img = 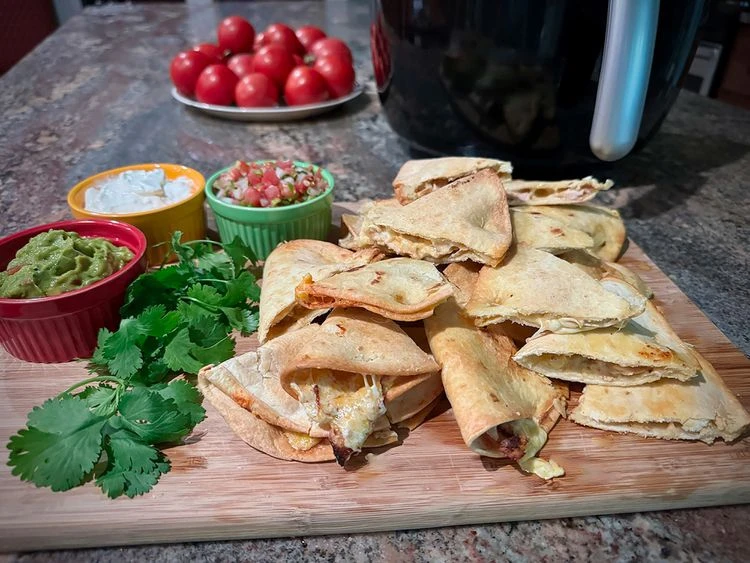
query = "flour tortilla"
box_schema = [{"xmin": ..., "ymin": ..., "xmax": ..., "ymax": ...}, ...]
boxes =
[
  {"xmin": 466, "ymin": 246, "xmax": 646, "ymax": 333},
  {"xmin": 424, "ymin": 266, "xmax": 567, "ymax": 479},
  {"xmin": 570, "ymin": 351, "xmax": 750, "ymax": 443},
  {"xmin": 358, "ymin": 169, "xmax": 513, "ymax": 266},
  {"xmin": 503, "ymin": 177, "xmax": 613, "ymax": 206},
  {"xmin": 515, "ymin": 279, "xmax": 701, "ymax": 386},
  {"xmin": 511, "ymin": 204, "xmax": 626, "ymax": 262},
  {"xmin": 442, "ymin": 262, "xmax": 481, "ymax": 310},
  {"xmin": 258, "ymin": 240, "xmax": 381, "ymax": 343},
  {"xmin": 198, "ymin": 374, "xmax": 336, "ymax": 462},
  {"xmin": 511, "ymin": 207, "xmax": 595, "ymax": 254},
  {"xmin": 558, "ymin": 249, "xmax": 653, "ymax": 298},
  {"xmin": 393, "ymin": 157, "xmax": 512, "ymax": 204},
  {"xmin": 295, "ymin": 258, "xmax": 453, "ymax": 321},
  {"xmin": 382, "ymin": 371, "xmax": 444, "ymax": 424},
  {"xmin": 338, "ymin": 200, "xmax": 402, "ymax": 251}
]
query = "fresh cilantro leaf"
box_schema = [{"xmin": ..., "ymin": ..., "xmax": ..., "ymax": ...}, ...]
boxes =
[
  {"xmin": 137, "ymin": 305, "xmax": 182, "ymax": 337},
  {"xmin": 186, "ymin": 284, "xmax": 222, "ymax": 307},
  {"xmin": 154, "ymin": 380, "xmax": 206, "ymax": 428},
  {"xmin": 96, "ymin": 431, "xmax": 170, "ymax": 499},
  {"xmin": 163, "ymin": 328, "xmax": 204, "ymax": 374},
  {"xmin": 177, "ymin": 300, "xmax": 221, "ymax": 329},
  {"xmin": 189, "ymin": 320, "xmax": 232, "ymax": 348},
  {"xmin": 221, "ymin": 307, "xmax": 259, "ymax": 336},
  {"xmin": 121, "ymin": 266, "xmax": 194, "ymax": 317},
  {"xmin": 191, "ymin": 336, "xmax": 235, "ymax": 367},
  {"xmin": 7, "ymin": 396, "xmax": 107, "ymax": 491},
  {"xmin": 78, "ymin": 384, "xmax": 120, "ymax": 417},
  {"xmin": 220, "ymin": 271, "xmax": 260, "ymax": 308},
  {"xmin": 170, "ymin": 231, "xmax": 194, "ymax": 263},
  {"xmin": 116, "ymin": 388, "xmax": 192, "ymax": 444},
  {"xmin": 196, "ymin": 251, "xmax": 235, "ymax": 280},
  {"xmin": 89, "ymin": 329, "xmax": 113, "ymax": 368},
  {"xmin": 222, "ymin": 236, "xmax": 257, "ymax": 276}
]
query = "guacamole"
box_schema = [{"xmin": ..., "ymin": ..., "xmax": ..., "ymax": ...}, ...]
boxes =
[{"xmin": 0, "ymin": 229, "xmax": 134, "ymax": 299}]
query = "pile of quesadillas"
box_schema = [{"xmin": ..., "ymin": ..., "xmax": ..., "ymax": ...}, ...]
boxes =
[{"xmin": 199, "ymin": 156, "xmax": 750, "ymax": 479}]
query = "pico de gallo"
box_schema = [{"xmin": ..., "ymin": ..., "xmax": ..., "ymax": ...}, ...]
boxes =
[{"xmin": 213, "ymin": 160, "xmax": 328, "ymax": 208}]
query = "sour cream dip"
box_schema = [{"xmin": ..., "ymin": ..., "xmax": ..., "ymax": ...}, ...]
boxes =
[{"xmin": 84, "ymin": 168, "xmax": 195, "ymax": 214}]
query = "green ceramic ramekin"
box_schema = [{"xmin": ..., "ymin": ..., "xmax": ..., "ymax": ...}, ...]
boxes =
[{"xmin": 205, "ymin": 161, "xmax": 334, "ymax": 260}]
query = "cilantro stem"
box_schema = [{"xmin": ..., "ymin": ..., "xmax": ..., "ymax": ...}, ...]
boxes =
[
  {"xmin": 58, "ymin": 376, "xmax": 122, "ymax": 397},
  {"xmin": 181, "ymin": 296, "xmax": 220, "ymax": 312}
]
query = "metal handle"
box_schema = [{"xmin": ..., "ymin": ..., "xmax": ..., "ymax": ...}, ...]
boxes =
[{"xmin": 589, "ymin": 0, "xmax": 660, "ymax": 161}]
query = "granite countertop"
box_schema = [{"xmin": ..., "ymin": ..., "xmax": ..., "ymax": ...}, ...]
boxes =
[{"xmin": 1, "ymin": 1, "xmax": 749, "ymax": 561}]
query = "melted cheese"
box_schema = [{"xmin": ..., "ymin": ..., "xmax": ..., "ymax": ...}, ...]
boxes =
[{"xmin": 505, "ymin": 419, "xmax": 565, "ymax": 480}]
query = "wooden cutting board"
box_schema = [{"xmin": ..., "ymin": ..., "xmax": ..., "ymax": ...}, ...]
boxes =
[{"xmin": 1, "ymin": 205, "xmax": 749, "ymax": 552}]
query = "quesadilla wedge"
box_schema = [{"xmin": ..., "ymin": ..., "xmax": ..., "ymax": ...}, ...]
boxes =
[
  {"xmin": 357, "ymin": 169, "xmax": 513, "ymax": 266},
  {"xmin": 511, "ymin": 204, "xmax": 626, "ymax": 262},
  {"xmin": 393, "ymin": 157, "xmax": 512, "ymax": 204},
  {"xmin": 466, "ymin": 246, "xmax": 646, "ymax": 333},
  {"xmin": 570, "ymin": 351, "xmax": 750, "ymax": 443},
  {"xmin": 425, "ymin": 295, "xmax": 567, "ymax": 479},
  {"xmin": 258, "ymin": 239, "xmax": 381, "ymax": 343},
  {"xmin": 558, "ymin": 249, "xmax": 653, "ymax": 298},
  {"xmin": 338, "ymin": 199, "xmax": 402, "ymax": 251},
  {"xmin": 511, "ymin": 207, "xmax": 595, "ymax": 254},
  {"xmin": 198, "ymin": 373, "xmax": 336, "ymax": 462},
  {"xmin": 503, "ymin": 177, "xmax": 613, "ymax": 206},
  {"xmin": 280, "ymin": 309, "xmax": 440, "ymax": 465},
  {"xmin": 514, "ymin": 279, "xmax": 700, "ymax": 385},
  {"xmin": 294, "ymin": 258, "xmax": 453, "ymax": 321}
]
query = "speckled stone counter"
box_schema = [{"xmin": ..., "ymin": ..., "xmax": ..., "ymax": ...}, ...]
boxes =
[{"xmin": 1, "ymin": 2, "xmax": 749, "ymax": 561}]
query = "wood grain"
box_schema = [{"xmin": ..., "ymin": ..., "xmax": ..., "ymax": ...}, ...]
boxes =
[{"xmin": 1, "ymin": 206, "xmax": 748, "ymax": 552}]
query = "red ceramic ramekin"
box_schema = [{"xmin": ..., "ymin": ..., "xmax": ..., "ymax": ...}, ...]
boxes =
[{"xmin": 0, "ymin": 220, "xmax": 147, "ymax": 363}]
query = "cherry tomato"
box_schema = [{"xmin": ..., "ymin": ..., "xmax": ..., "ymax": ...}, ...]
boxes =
[
  {"xmin": 252, "ymin": 44, "xmax": 296, "ymax": 87},
  {"xmin": 313, "ymin": 55, "xmax": 355, "ymax": 98},
  {"xmin": 309, "ymin": 38, "xmax": 352, "ymax": 64},
  {"xmin": 192, "ymin": 43, "xmax": 225, "ymax": 62},
  {"xmin": 296, "ymin": 25, "xmax": 326, "ymax": 52},
  {"xmin": 195, "ymin": 64, "xmax": 238, "ymax": 105},
  {"xmin": 253, "ymin": 31, "xmax": 265, "ymax": 52},
  {"xmin": 293, "ymin": 53, "xmax": 304, "ymax": 67},
  {"xmin": 262, "ymin": 23, "xmax": 305, "ymax": 55},
  {"xmin": 284, "ymin": 66, "xmax": 329, "ymax": 106},
  {"xmin": 227, "ymin": 53, "xmax": 255, "ymax": 78},
  {"xmin": 170, "ymin": 50, "xmax": 213, "ymax": 96},
  {"xmin": 217, "ymin": 16, "xmax": 255, "ymax": 54},
  {"xmin": 235, "ymin": 73, "xmax": 279, "ymax": 107}
]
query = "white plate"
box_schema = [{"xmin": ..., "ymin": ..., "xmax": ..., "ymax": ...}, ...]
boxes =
[{"xmin": 171, "ymin": 84, "xmax": 364, "ymax": 122}]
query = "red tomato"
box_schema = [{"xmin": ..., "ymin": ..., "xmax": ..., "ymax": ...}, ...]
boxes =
[
  {"xmin": 262, "ymin": 23, "xmax": 305, "ymax": 55},
  {"xmin": 195, "ymin": 64, "xmax": 239, "ymax": 105},
  {"xmin": 253, "ymin": 44, "xmax": 296, "ymax": 87},
  {"xmin": 235, "ymin": 73, "xmax": 279, "ymax": 107},
  {"xmin": 217, "ymin": 16, "xmax": 255, "ymax": 54},
  {"xmin": 170, "ymin": 50, "xmax": 212, "ymax": 96},
  {"xmin": 296, "ymin": 25, "xmax": 326, "ymax": 52},
  {"xmin": 309, "ymin": 38, "xmax": 352, "ymax": 64},
  {"xmin": 253, "ymin": 31, "xmax": 265, "ymax": 52},
  {"xmin": 192, "ymin": 43, "xmax": 225, "ymax": 62},
  {"xmin": 284, "ymin": 66, "xmax": 329, "ymax": 106},
  {"xmin": 313, "ymin": 55, "xmax": 355, "ymax": 98},
  {"xmin": 293, "ymin": 54, "xmax": 304, "ymax": 67},
  {"xmin": 227, "ymin": 54, "xmax": 255, "ymax": 78}
]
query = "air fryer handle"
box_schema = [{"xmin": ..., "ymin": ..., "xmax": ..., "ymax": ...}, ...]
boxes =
[{"xmin": 589, "ymin": 0, "xmax": 660, "ymax": 161}]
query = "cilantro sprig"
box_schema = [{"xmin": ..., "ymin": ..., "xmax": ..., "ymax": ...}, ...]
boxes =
[{"xmin": 7, "ymin": 233, "xmax": 259, "ymax": 498}]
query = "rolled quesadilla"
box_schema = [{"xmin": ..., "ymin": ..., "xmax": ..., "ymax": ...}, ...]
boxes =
[
  {"xmin": 465, "ymin": 246, "xmax": 646, "ymax": 333},
  {"xmin": 503, "ymin": 177, "xmax": 613, "ymax": 206},
  {"xmin": 258, "ymin": 240, "xmax": 381, "ymax": 343},
  {"xmin": 294, "ymin": 258, "xmax": 453, "ymax": 321},
  {"xmin": 354, "ymin": 169, "xmax": 513, "ymax": 266},
  {"xmin": 512, "ymin": 204, "xmax": 626, "ymax": 262},
  {"xmin": 558, "ymin": 249, "xmax": 653, "ymax": 298},
  {"xmin": 514, "ymin": 279, "xmax": 701, "ymax": 385},
  {"xmin": 280, "ymin": 309, "xmax": 440, "ymax": 465},
  {"xmin": 393, "ymin": 157, "xmax": 512, "ymax": 204},
  {"xmin": 511, "ymin": 207, "xmax": 595, "ymax": 254},
  {"xmin": 571, "ymin": 351, "xmax": 750, "ymax": 443},
  {"xmin": 425, "ymin": 263, "xmax": 567, "ymax": 479}
]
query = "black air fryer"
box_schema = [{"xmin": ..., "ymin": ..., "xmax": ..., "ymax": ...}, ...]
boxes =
[{"xmin": 370, "ymin": 0, "xmax": 707, "ymax": 174}]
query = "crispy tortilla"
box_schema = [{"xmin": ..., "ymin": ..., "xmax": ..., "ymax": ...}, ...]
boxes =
[
  {"xmin": 383, "ymin": 371, "xmax": 444, "ymax": 424},
  {"xmin": 356, "ymin": 169, "xmax": 512, "ymax": 266},
  {"xmin": 511, "ymin": 204, "xmax": 626, "ymax": 262},
  {"xmin": 338, "ymin": 200, "xmax": 402, "ymax": 251},
  {"xmin": 424, "ymin": 267, "xmax": 567, "ymax": 479},
  {"xmin": 257, "ymin": 240, "xmax": 381, "ymax": 343},
  {"xmin": 570, "ymin": 351, "xmax": 750, "ymax": 443},
  {"xmin": 558, "ymin": 249, "xmax": 653, "ymax": 298},
  {"xmin": 295, "ymin": 258, "xmax": 453, "ymax": 321},
  {"xmin": 466, "ymin": 246, "xmax": 646, "ymax": 333},
  {"xmin": 503, "ymin": 177, "xmax": 613, "ymax": 206},
  {"xmin": 511, "ymin": 207, "xmax": 595, "ymax": 254},
  {"xmin": 198, "ymin": 374, "xmax": 336, "ymax": 462},
  {"xmin": 514, "ymin": 279, "xmax": 700, "ymax": 385},
  {"xmin": 393, "ymin": 157, "xmax": 512, "ymax": 204}
]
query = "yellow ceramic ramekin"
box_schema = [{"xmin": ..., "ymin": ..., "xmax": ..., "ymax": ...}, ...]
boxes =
[{"xmin": 67, "ymin": 163, "xmax": 206, "ymax": 265}]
